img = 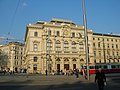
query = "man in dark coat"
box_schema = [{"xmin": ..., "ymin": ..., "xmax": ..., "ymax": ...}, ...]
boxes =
[{"xmin": 95, "ymin": 68, "xmax": 106, "ymax": 90}]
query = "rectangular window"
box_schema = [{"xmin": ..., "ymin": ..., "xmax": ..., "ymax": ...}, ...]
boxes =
[
  {"xmin": 34, "ymin": 32, "xmax": 38, "ymax": 37},
  {"xmin": 56, "ymin": 31, "xmax": 60, "ymax": 36},
  {"xmin": 107, "ymin": 44, "xmax": 109, "ymax": 48},
  {"xmin": 93, "ymin": 43, "xmax": 95, "ymax": 47},
  {"xmin": 94, "ymin": 51, "xmax": 96, "ymax": 56},
  {"xmin": 98, "ymin": 42, "xmax": 100, "ymax": 47},
  {"xmin": 33, "ymin": 67, "xmax": 37, "ymax": 70},
  {"xmin": 72, "ymin": 32, "xmax": 75, "ymax": 38},
  {"xmin": 34, "ymin": 57, "xmax": 37, "ymax": 62},
  {"xmin": 33, "ymin": 44, "xmax": 38, "ymax": 51}
]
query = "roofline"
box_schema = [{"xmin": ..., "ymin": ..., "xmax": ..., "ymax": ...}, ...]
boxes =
[{"xmin": 93, "ymin": 32, "xmax": 120, "ymax": 38}]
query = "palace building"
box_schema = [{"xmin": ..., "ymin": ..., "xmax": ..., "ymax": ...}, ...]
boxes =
[{"xmin": 24, "ymin": 18, "xmax": 94, "ymax": 74}]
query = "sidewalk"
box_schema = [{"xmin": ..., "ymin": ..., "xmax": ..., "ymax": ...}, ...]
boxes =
[{"xmin": 0, "ymin": 74, "xmax": 95, "ymax": 85}]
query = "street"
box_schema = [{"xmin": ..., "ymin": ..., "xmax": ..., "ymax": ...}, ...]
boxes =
[{"xmin": 0, "ymin": 73, "xmax": 120, "ymax": 90}]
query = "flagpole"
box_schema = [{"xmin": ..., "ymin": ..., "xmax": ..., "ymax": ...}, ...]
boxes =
[{"xmin": 82, "ymin": 0, "xmax": 90, "ymax": 80}]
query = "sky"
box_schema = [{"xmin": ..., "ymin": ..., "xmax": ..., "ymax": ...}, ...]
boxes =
[{"xmin": 0, "ymin": 0, "xmax": 120, "ymax": 43}]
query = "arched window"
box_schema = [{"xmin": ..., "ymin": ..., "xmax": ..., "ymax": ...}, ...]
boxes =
[
  {"xmin": 72, "ymin": 41, "xmax": 76, "ymax": 45},
  {"xmin": 56, "ymin": 40, "xmax": 61, "ymax": 44},
  {"xmin": 72, "ymin": 41, "xmax": 76, "ymax": 49},
  {"xmin": 55, "ymin": 40, "xmax": 61, "ymax": 52},
  {"xmin": 64, "ymin": 41, "xmax": 69, "ymax": 52},
  {"xmin": 47, "ymin": 39, "xmax": 52, "ymax": 50}
]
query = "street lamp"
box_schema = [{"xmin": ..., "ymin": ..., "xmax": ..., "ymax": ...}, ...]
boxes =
[
  {"xmin": 98, "ymin": 34, "xmax": 106, "ymax": 63},
  {"xmin": 102, "ymin": 34, "xmax": 106, "ymax": 63},
  {"xmin": 82, "ymin": 0, "xmax": 90, "ymax": 80}
]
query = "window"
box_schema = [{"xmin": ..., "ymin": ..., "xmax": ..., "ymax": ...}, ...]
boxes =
[
  {"xmin": 47, "ymin": 39, "xmax": 52, "ymax": 50},
  {"xmin": 107, "ymin": 50, "xmax": 110, "ymax": 55},
  {"xmin": 72, "ymin": 32, "xmax": 75, "ymax": 38},
  {"xmin": 93, "ymin": 43, "xmax": 95, "ymax": 47},
  {"xmin": 34, "ymin": 32, "xmax": 38, "ymax": 37},
  {"xmin": 98, "ymin": 42, "xmax": 100, "ymax": 47},
  {"xmin": 72, "ymin": 41, "xmax": 76, "ymax": 49},
  {"xmin": 107, "ymin": 44, "xmax": 109, "ymax": 48},
  {"xmin": 116, "ymin": 44, "xmax": 118, "ymax": 48},
  {"xmin": 72, "ymin": 41, "xmax": 76, "ymax": 45},
  {"xmin": 48, "ymin": 30, "xmax": 51, "ymax": 36},
  {"xmin": 55, "ymin": 40, "xmax": 61, "ymax": 52},
  {"xmin": 78, "ymin": 33, "xmax": 82, "ymax": 38},
  {"xmin": 64, "ymin": 41, "xmax": 69, "ymax": 52},
  {"xmin": 56, "ymin": 31, "xmax": 60, "ymax": 36},
  {"xmin": 33, "ymin": 44, "xmax": 38, "ymax": 51},
  {"xmin": 94, "ymin": 59, "xmax": 96, "ymax": 63},
  {"xmin": 117, "ymin": 52, "xmax": 119, "ymax": 56},
  {"xmin": 94, "ymin": 51, "xmax": 96, "ymax": 56},
  {"xmin": 112, "ymin": 51, "xmax": 115, "ymax": 56},
  {"xmin": 103, "ymin": 65, "xmax": 107, "ymax": 69},
  {"xmin": 99, "ymin": 51, "xmax": 101, "ymax": 57},
  {"xmin": 33, "ymin": 57, "xmax": 37, "ymax": 62},
  {"xmin": 33, "ymin": 64, "xmax": 37, "ymax": 70},
  {"xmin": 112, "ymin": 44, "xmax": 114, "ymax": 48}
]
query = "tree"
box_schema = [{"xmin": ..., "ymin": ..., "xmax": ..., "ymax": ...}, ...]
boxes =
[{"xmin": 0, "ymin": 49, "xmax": 8, "ymax": 70}]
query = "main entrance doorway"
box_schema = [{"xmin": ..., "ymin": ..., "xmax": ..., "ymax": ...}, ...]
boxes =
[
  {"xmin": 73, "ymin": 64, "xmax": 76, "ymax": 70},
  {"xmin": 64, "ymin": 64, "xmax": 69, "ymax": 70},
  {"xmin": 57, "ymin": 64, "xmax": 60, "ymax": 71}
]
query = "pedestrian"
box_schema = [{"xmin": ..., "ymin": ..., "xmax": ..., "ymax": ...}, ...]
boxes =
[
  {"xmin": 75, "ymin": 69, "xmax": 79, "ymax": 78},
  {"xmin": 45, "ymin": 69, "xmax": 47, "ymax": 76},
  {"xmin": 95, "ymin": 68, "xmax": 106, "ymax": 90}
]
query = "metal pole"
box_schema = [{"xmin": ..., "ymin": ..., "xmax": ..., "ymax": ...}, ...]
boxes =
[
  {"xmin": 46, "ymin": 34, "xmax": 48, "ymax": 73},
  {"xmin": 82, "ymin": 0, "xmax": 90, "ymax": 80},
  {"xmin": 46, "ymin": 30, "xmax": 51, "ymax": 74}
]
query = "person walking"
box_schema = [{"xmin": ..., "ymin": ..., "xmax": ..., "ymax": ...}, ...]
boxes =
[
  {"xmin": 95, "ymin": 68, "xmax": 106, "ymax": 90},
  {"xmin": 75, "ymin": 69, "xmax": 79, "ymax": 78},
  {"xmin": 45, "ymin": 69, "xmax": 47, "ymax": 76}
]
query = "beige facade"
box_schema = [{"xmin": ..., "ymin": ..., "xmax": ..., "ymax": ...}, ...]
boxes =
[
  {"xmin": 24, "ymin": 18, "xmax": 94, "ymax": 74},
  {"xmin": 0, "ymin": 42, "xmax": 24, "ymax": 72},
  {"xmin": 93, "ymin": 33, "xmax": 120, "ymax": 64},
  {"xmin": 1, "ymin": 18, "xmax": 120, "ymax": 74}
]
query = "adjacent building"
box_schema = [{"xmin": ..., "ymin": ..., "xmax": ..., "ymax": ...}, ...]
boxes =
[
  {"xmin": 0, "ymin": 42, "xmax": 24, "ymax": 72},
  {"xmin": 93, "ymin": 33, "xmax": 120, "ymax": 64}
]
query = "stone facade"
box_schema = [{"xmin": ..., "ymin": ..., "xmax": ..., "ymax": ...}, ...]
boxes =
[
  {"xmin": 93, "ymin": 33, "xmax": 120, "ymax": 64},
  {"xmin": 24, "ymin": 18, "xmax": 94, "ymax": 74},
  {"xmin": 0, "ymin": 42, "xmax": 24, "ymax": 72}
]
